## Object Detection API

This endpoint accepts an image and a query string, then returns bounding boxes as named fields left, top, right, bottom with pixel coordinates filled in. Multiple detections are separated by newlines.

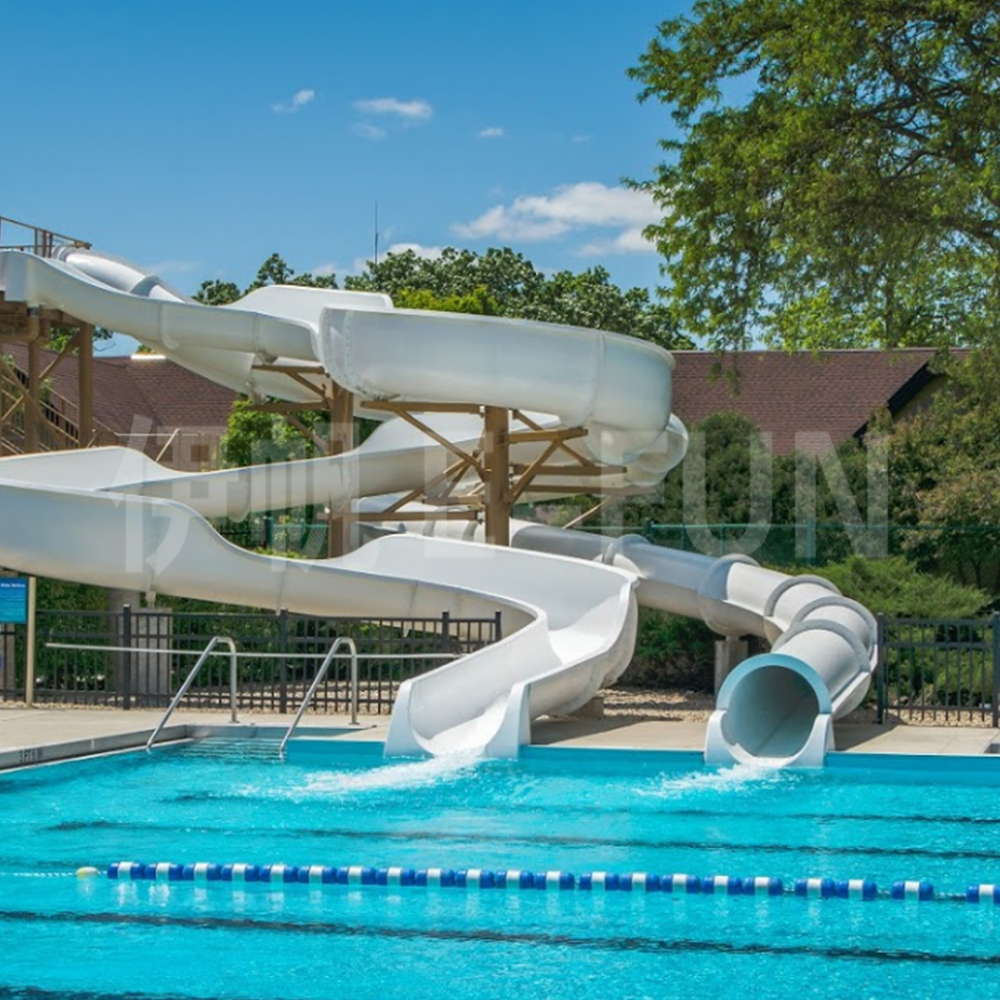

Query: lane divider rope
left=77, top=863, right=961, bottom=902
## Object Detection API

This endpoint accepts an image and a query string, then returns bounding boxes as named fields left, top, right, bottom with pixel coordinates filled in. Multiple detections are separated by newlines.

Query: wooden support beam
left=508, top=439, right=563, bottom=506
left=252, top=364, right=328, bottom=375
left=247, top=401, right=329, bottom=414
left=354, top=510, right=479, bottom=523
left=363, top=400, right=483, bottom=415
left=380, top=457, right=474, bottom=515
left=529, top=485, right=655, bottom=496
left=511, top=463, right=627, bottom=477
left=385, top=409, right=484, bottom=475
left=419, top=494, right=483, bottom=507
left=562, top=496, right=621, bottom=531
left=507, top=427, right=589, bottom=445
left=512, top=409, right=591, bottom=465
left=483, top=405, right=510, bottom=546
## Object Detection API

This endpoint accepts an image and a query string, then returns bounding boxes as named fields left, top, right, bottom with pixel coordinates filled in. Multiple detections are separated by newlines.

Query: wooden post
left=326, top=387, right=355, bottom=557
left=483, top=405, right=511, bottom=546
left=78, top=323, right=94, bottom=447
left=24, top=577, right=37, bottom=707
left=0, top=332, right=5, bottom=455
left=24, top=319, right=41, bottom=453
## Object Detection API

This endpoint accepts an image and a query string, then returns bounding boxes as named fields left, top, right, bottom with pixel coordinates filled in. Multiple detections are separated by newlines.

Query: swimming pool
left=2, top=740, right=1000, bottom=1000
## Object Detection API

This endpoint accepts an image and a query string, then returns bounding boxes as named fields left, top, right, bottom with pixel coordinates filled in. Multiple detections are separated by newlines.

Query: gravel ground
left=601, top=686, right=999, bottom=728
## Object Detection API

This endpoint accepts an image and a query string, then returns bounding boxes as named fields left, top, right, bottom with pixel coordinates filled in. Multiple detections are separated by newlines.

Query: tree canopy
left=194, top=253, right=336, bottom=307
left=630, top=1, right=1000, bottom=351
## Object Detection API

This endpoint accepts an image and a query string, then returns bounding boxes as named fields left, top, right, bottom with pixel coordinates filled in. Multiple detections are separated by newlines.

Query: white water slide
left=0, top=248, right=876, bottom=766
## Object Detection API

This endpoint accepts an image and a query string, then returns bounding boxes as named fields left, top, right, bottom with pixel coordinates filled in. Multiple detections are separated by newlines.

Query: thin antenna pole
left=374, top=202, right=379, bottom=267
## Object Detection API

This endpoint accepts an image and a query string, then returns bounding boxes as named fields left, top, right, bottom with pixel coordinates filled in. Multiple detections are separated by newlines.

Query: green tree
left=631, top=1, right=1000, bottom=351
left=392, top=286, right=500, bottom=315
left=194, top=253, right=337, bottom=306
left=194, top=279, right=241, bottom=306
left=220, top=398, right=323, bottom=469
left=885, top=349, right=1000, bottom=592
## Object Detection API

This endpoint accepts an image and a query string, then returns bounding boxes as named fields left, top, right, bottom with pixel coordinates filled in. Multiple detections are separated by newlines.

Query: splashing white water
left=637, top=761, right=792, bottom=801
left=304, top=749, right=483, bottom=796
left=240, top=748, right=483, bottom=802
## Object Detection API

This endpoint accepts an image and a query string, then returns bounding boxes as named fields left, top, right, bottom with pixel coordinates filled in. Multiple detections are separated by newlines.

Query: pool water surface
left=1, top=740, right=999, bottom=1000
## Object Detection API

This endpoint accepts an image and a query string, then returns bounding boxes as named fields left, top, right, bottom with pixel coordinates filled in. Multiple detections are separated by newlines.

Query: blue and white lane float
left=81, top=863, right=958, bottom=902
left=966, top=884, right=1000, bottom=903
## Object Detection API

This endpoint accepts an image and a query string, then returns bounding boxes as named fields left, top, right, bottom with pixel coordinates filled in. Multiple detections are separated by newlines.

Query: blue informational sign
left=0, top=578, right=28, bottom=625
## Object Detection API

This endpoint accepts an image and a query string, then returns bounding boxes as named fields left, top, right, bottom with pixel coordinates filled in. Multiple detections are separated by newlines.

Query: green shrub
left=622, top=608, right=716, bottom=691
left=806, top=555, right=988, bottom=619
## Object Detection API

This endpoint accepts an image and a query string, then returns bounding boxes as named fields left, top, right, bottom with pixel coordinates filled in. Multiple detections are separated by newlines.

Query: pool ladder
left=145, top=636, right=239, bottom=751
left=279, top=637, right=359, bottom=754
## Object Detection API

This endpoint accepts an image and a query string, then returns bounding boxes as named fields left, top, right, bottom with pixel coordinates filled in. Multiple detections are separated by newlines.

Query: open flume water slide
left=0, top=247, right=877, bottom=766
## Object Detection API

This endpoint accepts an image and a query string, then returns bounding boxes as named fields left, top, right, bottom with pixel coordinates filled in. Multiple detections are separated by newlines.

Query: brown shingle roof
left=671, top=349, right=947, bottom=453
left=3, top=345, right=236, bottom=435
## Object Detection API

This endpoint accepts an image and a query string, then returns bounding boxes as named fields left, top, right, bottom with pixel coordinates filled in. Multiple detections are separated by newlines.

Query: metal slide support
left=145, top=636, right=238, bottom=751
left=279, top=637, right=358, bottom=754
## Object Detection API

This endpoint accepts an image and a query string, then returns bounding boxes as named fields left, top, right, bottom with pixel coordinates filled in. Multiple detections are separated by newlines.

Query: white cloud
left=353, top=122, right=387, bottom=141
left=385, top=242, right=444, bottom=259
left=312, top=261, right=339, bottom=278
left=352, top=97, right=433, bottom=123
left=453, top=182, right=661, bottom=252
left=272, top=88, right=316, bottom=114
left=350, top=242, right=444, bottom=274
left=579, top=226, right=655, bottom=256
left=571, top=134, right=591, bottom=144
left=478, top=126, right=505, bottom=139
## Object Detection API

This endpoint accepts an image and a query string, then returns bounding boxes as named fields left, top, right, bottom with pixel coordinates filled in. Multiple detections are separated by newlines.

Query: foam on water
left=239, top=748, right=484, bottom=802
left=637, top=761, right=794, bottom=800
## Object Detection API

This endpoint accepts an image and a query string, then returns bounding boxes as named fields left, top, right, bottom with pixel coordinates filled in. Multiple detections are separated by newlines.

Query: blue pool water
left=2, top=740, right=1000, bottom=1000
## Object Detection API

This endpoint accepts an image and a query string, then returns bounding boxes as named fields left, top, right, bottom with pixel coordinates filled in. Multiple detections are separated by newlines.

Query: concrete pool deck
left=0, top=705, right=997, bottom=769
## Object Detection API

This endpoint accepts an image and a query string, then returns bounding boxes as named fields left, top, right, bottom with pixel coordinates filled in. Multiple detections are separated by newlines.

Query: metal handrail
left=145, top=636, right=238, bottom=751
left=279, top=637, right=358, bottom=754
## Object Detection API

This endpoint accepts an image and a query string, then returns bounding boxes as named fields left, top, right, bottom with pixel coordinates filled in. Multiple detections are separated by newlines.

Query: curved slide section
left=0, top=473, right=638, bottom=758
left=372, top=518, right=876, bottom=767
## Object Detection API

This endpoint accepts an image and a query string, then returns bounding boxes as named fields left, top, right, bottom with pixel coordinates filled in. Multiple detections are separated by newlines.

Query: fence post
left=278, top=609, right=288, bottom=715
left=440, top=611, right=451, bottom=654
left=876, top=613, right=886, bottom=726
left=122, top=604, right=132, bottom=710
left=24, top=577, right=37, bottom=708
left=992, top=612, right=999, bottom=730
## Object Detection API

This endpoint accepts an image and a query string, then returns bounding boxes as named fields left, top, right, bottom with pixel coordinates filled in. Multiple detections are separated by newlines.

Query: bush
left=807, top=555, right=988, bottom=619
left=622, top=608, right=716, bottom=691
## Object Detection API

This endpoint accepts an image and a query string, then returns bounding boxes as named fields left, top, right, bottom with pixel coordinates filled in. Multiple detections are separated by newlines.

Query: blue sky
left=0, top=0, right=690, bottom=353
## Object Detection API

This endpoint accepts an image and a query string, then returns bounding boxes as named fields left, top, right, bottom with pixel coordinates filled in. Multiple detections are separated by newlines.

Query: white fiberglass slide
left=0, top=247, right=875, bottom=765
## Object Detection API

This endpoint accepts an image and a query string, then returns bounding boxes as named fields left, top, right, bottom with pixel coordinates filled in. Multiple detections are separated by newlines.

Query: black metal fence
left=0, top=607, right=501, bottom=715
left=876, top=614, right=1000, bottom=727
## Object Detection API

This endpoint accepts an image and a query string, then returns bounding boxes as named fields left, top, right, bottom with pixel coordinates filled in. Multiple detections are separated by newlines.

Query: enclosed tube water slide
left=0, top=247, right=876, bottom=765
